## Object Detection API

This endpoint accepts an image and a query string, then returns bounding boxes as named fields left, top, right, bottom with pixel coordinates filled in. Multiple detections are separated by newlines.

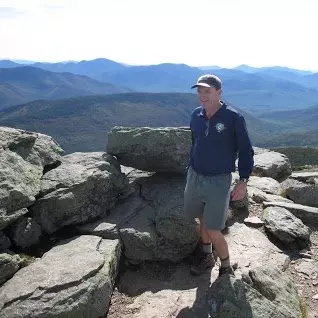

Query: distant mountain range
left=1, top=92, right=316, bottom=154
left=0, top=58, right=317, bottom=150
left=0, top=66, right=132, bottom=109
left=257, top=104, right=318, bottom=132
left=0, top=92, right=280, bottom=153
left=1, top=58, right=318, bottom=111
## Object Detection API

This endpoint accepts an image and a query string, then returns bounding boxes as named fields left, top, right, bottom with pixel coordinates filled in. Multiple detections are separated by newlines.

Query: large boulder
left=119, top=174, right=199, bottom=262
left=263, top=201, right=318, bottom=225
left=208, top=266, right=302, bottom=318
left=0, top=126, right=63, bottom=168
left=263, top=207, right=310, bottom=248
left=0, top=236, right=121, bottom=318
left=107, top=126, right=191, bottom=174
left=0, top=151, right=41, bottom=228
left=252, top=151, right=292, bottom=181
left=0, top=127, right=63, bottom=231
left=290, top=171, right=318, bottom=183
left=30, top=152, right=129, bottom=234
left=285, top=183, right=318, bottom=208
left=0, top=253, right=21, bottom=285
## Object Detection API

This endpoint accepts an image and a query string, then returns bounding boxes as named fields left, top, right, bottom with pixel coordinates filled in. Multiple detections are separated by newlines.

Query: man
left=184, top=74, right=254, bottom=277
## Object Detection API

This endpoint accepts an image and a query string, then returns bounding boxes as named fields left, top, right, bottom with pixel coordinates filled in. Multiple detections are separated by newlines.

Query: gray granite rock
left=0, top=127, right=63, bottom=231
left=0, top=253, right=21, bottom=285
left=0, top=236, right=121, bottom=318
left=247, top=176, right=282, bottom=195
left=107, top=126, right=191, bottom=174
left=30, top=152, right=129, bottom=234
left=119, top=174, right=199, bottom=263
left=285, top=183, right=318, bottom=208
left=263, top=207, right=310, bottom=248
left=208, top=266, right=302, bottom=318
left=263, top=201, right=318, bottom=225
left=253, top=151, right=292, bottom=181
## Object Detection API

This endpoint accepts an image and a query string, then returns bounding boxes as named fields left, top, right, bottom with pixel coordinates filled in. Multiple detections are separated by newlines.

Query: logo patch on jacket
left=215, top=122, right=225, bottom=133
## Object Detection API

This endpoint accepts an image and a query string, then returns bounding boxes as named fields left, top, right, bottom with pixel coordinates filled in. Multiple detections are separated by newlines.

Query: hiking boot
left=190, top=252, right=215, bottom=276
left=218, top=266, right=235, bottom=277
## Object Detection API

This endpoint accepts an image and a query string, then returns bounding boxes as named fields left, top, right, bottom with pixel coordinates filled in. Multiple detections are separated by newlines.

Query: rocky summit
left=0, top=126, right=317, bottom=318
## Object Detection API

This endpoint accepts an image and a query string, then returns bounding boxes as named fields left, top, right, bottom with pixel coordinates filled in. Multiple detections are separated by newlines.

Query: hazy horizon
left=1, top=58, right=317, bottom=72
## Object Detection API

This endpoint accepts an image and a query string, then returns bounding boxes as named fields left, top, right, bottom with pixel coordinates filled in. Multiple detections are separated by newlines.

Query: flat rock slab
left=219, top=223, right=287, bottom=275
left=291, top=171, right=318, bottom=182
left=0, top=235, right=121, bottom=318
left=263, top=201, right=318, bottom=225
left=77, top=196, right=145, bottom=240
left=248, top=186, right=293, bottom=204
left=111, top=262, right=211, bottom=318
left=294, top=259, right=318, bottom=279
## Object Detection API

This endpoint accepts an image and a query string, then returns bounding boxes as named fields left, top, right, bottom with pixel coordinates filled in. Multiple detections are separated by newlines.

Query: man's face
left=197, top=86, right=221, bottom=107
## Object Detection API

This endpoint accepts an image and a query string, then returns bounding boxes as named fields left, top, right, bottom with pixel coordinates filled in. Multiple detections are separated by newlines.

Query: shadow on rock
left=116, top=258, right=210, bottom=297
left=175, top=269, right=211, bottom=318
left=206, top=275, right=254, bottom=318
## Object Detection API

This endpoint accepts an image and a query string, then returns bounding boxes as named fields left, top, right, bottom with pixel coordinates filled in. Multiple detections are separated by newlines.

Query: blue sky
left=1, top=0, right=317, bottom=70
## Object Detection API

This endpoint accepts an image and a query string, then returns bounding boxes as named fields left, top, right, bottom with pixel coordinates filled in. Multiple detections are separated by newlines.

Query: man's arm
left=231, top=114, right=254, bottom=201
left=235, top=114, right=254, bottom=179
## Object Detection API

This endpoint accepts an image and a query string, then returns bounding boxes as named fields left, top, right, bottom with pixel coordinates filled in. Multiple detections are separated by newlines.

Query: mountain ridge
left=0, top=92, right=310, bottom=154
left=0, top=66, right=132, bottom=109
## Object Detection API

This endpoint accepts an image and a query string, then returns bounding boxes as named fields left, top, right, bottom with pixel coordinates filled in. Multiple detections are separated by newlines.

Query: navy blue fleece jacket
left=189, top=102, right=254, bottom=179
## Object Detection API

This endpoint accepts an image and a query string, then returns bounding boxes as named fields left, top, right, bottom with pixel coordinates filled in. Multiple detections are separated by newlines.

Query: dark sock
left=220, top=255, right=230, bottom=268
left=201, top=242, right=212, bottom=254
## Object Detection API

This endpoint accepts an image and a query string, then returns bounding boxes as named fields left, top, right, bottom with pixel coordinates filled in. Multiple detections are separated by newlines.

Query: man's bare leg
left=194, top=221, right=234, bottom=276
left=206, top=229, right=234, bottom=276
left=190, top=217, right=215, bottom=275
left=206, top=230, right=229, bottom=264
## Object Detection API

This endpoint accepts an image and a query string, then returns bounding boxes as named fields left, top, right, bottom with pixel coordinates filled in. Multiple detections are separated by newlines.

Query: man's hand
left=231, top=181, right=247, bottom=201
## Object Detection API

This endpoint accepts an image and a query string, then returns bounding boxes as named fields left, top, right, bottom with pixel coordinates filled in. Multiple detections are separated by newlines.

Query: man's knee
left=206, top=229, right=223, bottom=241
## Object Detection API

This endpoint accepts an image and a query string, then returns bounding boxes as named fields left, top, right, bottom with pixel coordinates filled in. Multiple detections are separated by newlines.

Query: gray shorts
left=184, top=167, right=232, bottom=230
